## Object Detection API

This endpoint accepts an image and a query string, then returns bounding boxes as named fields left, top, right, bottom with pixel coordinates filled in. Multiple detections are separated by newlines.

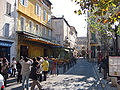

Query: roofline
left=51, top=17, right=70, bottom=27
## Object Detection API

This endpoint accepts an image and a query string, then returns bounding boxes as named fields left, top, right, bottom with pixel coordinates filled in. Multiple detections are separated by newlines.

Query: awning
left=16, top=31, right=61, bottom=46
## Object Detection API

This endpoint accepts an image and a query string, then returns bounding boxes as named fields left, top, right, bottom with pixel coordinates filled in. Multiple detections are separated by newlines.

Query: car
left=0, top=74, right=5, bottom=90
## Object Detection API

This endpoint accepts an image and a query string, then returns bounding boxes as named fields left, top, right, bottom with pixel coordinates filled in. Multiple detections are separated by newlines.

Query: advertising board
left=109, top=56, right=120, bottom=77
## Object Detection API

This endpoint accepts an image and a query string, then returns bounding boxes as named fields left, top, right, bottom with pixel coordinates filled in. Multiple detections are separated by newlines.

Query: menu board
left=109, top=56, right=120, bottom=77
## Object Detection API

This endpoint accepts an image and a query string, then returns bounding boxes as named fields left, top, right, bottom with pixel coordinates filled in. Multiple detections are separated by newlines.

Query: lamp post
left=111, top=21, right=119, bottom=56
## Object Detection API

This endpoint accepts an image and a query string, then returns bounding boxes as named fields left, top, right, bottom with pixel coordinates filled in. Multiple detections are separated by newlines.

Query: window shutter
left=25, top=0, right=28, bottom=7
left=41, top=25, right=42, bottom=37
left=6, top=2, right=8, bottom=15
left=41, top=7, right=43, bottom=20
left=9, top=3, right=11, bottom=16
left=38, top=6, right=40, bottom=16
left=24, top=18, right=26, bottom=31
left=36, top=4, right=37, bottom=15
left=4, top=23, right=9, bottom=37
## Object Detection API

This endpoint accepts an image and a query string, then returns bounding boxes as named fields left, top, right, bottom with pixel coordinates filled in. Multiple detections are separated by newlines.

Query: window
left=48, top=30, right=52, bottom=39
left=29, top=21, right=33, bottom=33
left=43, top=10, right=46, bottom=21
left=6, top=2, right=11, bottom=16
left=36, top=4, right=40, bottom=16
left=36, top=24, right=39, bottom=35
left=4, top=23, right=9, bottom=37
left=20, top=0, right=28, bottom=7
left=41, top=25, right=42, bottom=36
left=43, top=26, right=46, bottom=38
left=21, top=16, right=25, bottom=31
left=56, top=35, right=60, bottom=42
left=48, top=14, right=51, bottom=23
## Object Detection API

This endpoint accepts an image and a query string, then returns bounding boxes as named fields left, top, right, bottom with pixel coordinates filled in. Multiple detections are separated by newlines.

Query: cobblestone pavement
left=6, top=58, right=117, bottom=90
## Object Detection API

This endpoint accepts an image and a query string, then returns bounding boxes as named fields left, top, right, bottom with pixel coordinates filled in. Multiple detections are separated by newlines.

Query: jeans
left=22, top=74, right=29, bottom=90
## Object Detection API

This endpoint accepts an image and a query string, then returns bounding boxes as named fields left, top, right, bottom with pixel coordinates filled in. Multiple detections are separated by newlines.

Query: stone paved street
left=6, top=58, right=117, bottom=90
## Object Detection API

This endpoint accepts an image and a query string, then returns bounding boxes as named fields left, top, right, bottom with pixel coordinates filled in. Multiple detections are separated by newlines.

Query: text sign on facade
left=109, top=56, right=120, bottom=77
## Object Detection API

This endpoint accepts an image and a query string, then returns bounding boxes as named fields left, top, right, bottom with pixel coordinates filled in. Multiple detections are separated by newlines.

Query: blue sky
left=49, top=0, right=87, bottom=37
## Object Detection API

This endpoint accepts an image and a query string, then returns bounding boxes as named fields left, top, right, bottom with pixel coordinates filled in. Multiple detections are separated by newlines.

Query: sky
left=49, top=0, right=87, bottom=37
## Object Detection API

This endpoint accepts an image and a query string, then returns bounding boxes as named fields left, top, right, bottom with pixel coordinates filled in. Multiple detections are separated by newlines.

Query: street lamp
left=111, top=21, right=119, bottom=56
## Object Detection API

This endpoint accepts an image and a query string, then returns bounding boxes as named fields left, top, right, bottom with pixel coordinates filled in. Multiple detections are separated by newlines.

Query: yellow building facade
left=16, top=0, right=58, bottom=58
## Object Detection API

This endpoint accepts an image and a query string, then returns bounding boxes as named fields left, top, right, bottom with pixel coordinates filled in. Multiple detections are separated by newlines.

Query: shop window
left=4, top=23, right=9, bottom=37
left=6, top=2, right=11, bottom=16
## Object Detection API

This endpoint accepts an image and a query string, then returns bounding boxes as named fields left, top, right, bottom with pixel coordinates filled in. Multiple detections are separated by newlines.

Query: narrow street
left=6, top=58, right=117, bottom=90
left=40, top=59, right=102, bottom=90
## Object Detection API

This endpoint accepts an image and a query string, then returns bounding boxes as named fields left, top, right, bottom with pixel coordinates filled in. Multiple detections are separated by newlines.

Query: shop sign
left=0, top=41, right=13, bottom=47
left=109, top=56, right=120, bottom=77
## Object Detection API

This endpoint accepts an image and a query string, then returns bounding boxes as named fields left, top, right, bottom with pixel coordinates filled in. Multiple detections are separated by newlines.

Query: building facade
left=16, top=0, right=59, bottom=59
left=51, top=16, right=77, bottom=58
left=0, top=0, right=17, bottom=63
left=76, top=37, right=87, bottom=57
left=0, top=0, right=60, bottom=61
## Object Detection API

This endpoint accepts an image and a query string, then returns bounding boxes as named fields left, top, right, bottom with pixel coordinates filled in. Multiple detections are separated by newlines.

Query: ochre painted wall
left=17, top=40, right=52, bottom=59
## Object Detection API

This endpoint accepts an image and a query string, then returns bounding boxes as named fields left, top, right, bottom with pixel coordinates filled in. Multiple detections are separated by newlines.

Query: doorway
left=20, top=45, right=28, bottom=57
left=44, top=48, right=47, bottom=57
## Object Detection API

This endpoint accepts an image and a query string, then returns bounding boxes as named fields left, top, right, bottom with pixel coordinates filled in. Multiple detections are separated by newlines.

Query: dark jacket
left=29, top=66, right=38, bottom=80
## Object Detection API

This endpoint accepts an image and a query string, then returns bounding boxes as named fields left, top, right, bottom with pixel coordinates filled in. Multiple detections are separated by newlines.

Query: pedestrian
left=1, top=57, right=9, bottom=87
left=16, top=57, right=22, bottom=83
left=37, top=57, right=43, bottom=82
left=30, top=62, right=43, bottom=90
left=42, top=57, right=49, bottom=81
left=10, top=57, right=17, bottom=77
left=20, top=57, right=33, bottom=90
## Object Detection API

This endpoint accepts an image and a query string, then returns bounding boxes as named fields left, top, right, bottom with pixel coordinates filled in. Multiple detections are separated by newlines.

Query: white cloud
left=50, top=0, right=87, bottom=37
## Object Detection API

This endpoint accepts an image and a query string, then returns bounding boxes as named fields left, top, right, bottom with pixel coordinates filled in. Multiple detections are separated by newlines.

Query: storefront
left=17, top=31, right=60, bottom=59
left=0, top=40, right=13, bottom=62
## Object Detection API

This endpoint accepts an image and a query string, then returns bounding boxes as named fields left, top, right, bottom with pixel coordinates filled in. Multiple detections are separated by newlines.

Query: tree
left=73, top=0, right=120, bottom=24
